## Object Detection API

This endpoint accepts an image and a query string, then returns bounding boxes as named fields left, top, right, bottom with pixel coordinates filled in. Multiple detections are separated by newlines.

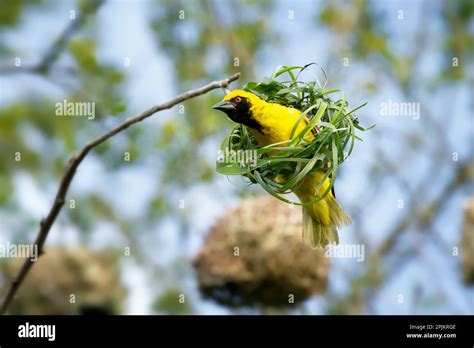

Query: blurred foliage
left=319, top=0, right=474, bottom=87
left=461, top=197, right=474, bottom=284
left=150, top=0, right=274, bottom=193
left=153, top=288, right=193, bottom=314
left=441, top=0, right=474, bottom=80
left=0, top=0, right=43, bottom=28
left=68, top=38, right=126, bottom=115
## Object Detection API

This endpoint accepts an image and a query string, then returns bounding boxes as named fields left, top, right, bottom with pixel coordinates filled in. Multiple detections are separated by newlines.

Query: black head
left=212, top=93, right=262, bottom=131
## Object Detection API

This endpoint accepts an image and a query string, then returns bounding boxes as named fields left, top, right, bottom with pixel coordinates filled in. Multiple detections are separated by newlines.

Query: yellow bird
left=213, top=90, right=351, bottom=248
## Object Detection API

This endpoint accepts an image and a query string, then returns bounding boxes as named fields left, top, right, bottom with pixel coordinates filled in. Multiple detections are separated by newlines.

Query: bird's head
left=212, top=90, right=264, bottom=130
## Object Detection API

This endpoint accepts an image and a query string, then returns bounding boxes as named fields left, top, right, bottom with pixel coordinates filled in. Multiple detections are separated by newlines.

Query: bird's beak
left=212, top=100, right=236, bottom=112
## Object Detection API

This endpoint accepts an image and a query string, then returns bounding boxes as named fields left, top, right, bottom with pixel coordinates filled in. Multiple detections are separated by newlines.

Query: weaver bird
left=213, top=90, right=351, bottom=248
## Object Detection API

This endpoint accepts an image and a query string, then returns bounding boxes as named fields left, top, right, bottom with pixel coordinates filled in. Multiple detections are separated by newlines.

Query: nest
left=461, top=197, right=474, bottom=284
left=193, top=195, right=329, bottom=307
left=217, top=64, right=372, bottom=206
left=1, top=246, right=125, bottom=314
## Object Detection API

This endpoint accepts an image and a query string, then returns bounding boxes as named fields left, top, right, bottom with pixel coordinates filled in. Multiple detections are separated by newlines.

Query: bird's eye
left=235, top=97, right=241, bottom=103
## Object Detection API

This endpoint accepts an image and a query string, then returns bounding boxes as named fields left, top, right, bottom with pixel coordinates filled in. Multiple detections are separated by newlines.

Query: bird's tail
left=301, top=197, right=351, bottom=248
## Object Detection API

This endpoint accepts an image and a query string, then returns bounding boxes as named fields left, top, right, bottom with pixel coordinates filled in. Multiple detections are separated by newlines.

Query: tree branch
left=0, top=72, right=240, bottom=315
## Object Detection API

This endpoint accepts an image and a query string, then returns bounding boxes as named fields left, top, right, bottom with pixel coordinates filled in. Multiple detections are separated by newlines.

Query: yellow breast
left=250, top=103, right=310, bottom=146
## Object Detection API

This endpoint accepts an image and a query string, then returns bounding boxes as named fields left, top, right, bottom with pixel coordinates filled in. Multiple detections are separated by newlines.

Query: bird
left=213, top=89, right=351, bottom=248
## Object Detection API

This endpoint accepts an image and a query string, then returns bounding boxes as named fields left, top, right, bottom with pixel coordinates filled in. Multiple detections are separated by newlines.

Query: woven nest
left=193, top=195, right=329, bottom=307
left=1, top=246, right=125, bottom=314
left=461, top=197, right=474, bottom=284
left=217, top=64, right=371, bottom=206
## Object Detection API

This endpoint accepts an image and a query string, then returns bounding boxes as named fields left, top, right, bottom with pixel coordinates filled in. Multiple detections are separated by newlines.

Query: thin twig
left=0, top=72, right=240, bottom=314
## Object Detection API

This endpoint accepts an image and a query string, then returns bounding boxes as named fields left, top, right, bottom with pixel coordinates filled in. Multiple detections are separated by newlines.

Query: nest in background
left=1, top=246, right=125, bottom=314
left=217, top=64, right=372, bottom=205
left=461, top=197, right=474, bottom=284
left=193, top=195, right=329, bottom=308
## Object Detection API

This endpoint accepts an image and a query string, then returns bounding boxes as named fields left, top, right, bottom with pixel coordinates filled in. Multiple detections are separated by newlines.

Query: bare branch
left=0, top=72, right=241, bottom=315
